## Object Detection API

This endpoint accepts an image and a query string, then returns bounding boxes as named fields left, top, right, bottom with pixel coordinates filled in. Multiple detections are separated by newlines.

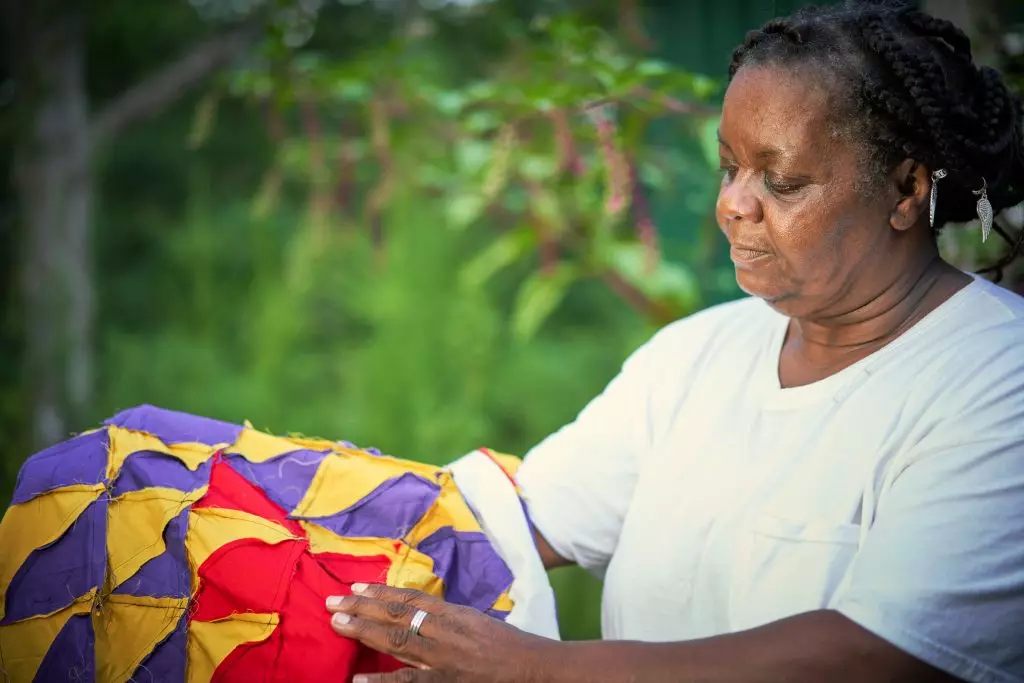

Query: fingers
left=332, top=595, right=438, bottom=636
left=330, top=610, right=434, bottom=667
left=348, top=583, right=446, bottom=613
left=327, top=583, right=450, bottom=638
left=351, top=668, right=445, bottom=683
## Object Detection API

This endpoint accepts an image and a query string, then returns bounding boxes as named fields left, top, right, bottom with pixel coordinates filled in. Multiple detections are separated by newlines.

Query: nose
left=716, top=172, right=763, bottom=227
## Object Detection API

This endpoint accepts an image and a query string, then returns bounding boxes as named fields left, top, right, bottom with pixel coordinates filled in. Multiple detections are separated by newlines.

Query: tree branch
left=89, top=24, right=258, bottom=147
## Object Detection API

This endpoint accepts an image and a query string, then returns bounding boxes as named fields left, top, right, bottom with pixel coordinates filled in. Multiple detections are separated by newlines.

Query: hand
left=327, top=583, right=557, bottom=683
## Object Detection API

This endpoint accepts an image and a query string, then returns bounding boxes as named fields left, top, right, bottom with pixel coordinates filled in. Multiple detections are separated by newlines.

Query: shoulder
left=903, top=279, right=1024, bottom=424
left=637, top=295, right=778, bottom=361
left=617, top=296, right=779, bottom=388
left=924, top=278, right=1024, bottom=375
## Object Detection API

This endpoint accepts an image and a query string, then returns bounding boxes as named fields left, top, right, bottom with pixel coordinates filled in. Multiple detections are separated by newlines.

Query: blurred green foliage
left=75, top=0, right=730, bottom=641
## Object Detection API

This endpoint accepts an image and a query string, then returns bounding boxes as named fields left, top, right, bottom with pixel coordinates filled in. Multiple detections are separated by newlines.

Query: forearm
left=538, top=610, right=956, bottom=683
left=532, top=526, right=572, bottom=570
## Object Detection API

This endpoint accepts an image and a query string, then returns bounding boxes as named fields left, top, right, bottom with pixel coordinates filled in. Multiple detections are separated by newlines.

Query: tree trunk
left=12, top=13, right=90, bottom=449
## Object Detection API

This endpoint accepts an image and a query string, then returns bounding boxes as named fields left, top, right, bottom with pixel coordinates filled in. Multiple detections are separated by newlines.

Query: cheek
left=766, top=195, right=845, bottom=268
left=714, top=180, right=730, bottom=230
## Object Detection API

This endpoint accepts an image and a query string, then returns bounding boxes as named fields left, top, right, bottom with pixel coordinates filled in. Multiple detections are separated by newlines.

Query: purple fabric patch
left=225, top=449, right=328, bottom=512
left=416, top=528, right=514, bottom=614
left=128, top=611, right=187, bottom=682
left=113, top=507, right=191, bottom=599
left=32, top=612, right=95, bottom=683
left=295, top=472, right=440, bottom=539
left=105, top=404, right=242, bottom=446
left=2, top=499, right=106, bottom=624
left=12, top=429, right=109, bottom=505
left=112, top=451, right=211, bottom=497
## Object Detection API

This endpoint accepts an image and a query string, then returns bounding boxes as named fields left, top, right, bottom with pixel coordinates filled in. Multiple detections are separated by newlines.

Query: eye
left=764, top=174, right=804, bottom=195
left=719, top=160, right=738, bottom=182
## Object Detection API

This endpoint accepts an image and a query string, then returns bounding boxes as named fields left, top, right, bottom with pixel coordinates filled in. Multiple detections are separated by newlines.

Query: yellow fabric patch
left=186, top=612, right=279, bottom=683
left=301, top=522, right=443, bottom=596
left=301, top=522, right=401, bottom=558
left=490, top=591, right=515, bottom=613
left=0, top=591, right=95, bottom=683
left=404, top=478, right=482, bottom=548
left=0, top=484, right=104, bottom=622
left=185, top=507, right=299, bottom=586
left=106, top=426, right=217, bottom=479
left=283, top=435, right=341, bottom=451
left=292, top=453, right=439, bottom=519
left=224, top=427, right=312, bottom=464
left=93, top=594, right=189, bottom=683
left=107, top=486, right=207, bottom=590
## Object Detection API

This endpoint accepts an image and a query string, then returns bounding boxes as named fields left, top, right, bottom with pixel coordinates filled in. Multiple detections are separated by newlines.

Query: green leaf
left=698, top=116, right=721, bottom=170
left=692, top=75, right=720, bottom=100
left=636, top=59, right=672, bottom=77
left=464, top=110, right=502, bottom=134
left=638, top=161, right=668, bottom=190
left=455, top=139, right=492, bottom=175
left=527, top=186, right=566, bottom=233
left=519, top=155, right=557, bottom=182
left=187, top=93, right=219, bottom=150
left=465, top=81, right=498, bottom=102
left=512, top=266, right=578, bottom=342
left=446, top=193, right=485, bottom=230
left=331, top=79, right=370, bottom=102
left=434, top=90, right=467, bottom=115
left=607, top=243, right=701, bottom=313
left=459, top=227, right=535, bottom=290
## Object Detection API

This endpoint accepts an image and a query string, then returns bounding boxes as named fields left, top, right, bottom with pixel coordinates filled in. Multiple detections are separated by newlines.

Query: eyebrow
left=716, top=129, right=787, bottom=161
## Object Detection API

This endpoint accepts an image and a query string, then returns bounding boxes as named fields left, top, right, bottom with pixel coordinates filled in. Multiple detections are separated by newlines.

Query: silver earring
left=973, top=178, right=993, bottom=243
left=929, top=168, right=947, bottom=228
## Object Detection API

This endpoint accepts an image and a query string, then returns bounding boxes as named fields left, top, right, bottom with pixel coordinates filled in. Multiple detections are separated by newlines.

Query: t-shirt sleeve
left=515, top=327, right=674, bottom=578
left=830, top=348, right=1024, bottom=683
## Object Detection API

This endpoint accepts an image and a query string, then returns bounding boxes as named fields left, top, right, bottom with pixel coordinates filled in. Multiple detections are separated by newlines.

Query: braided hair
left=729, top=0, right=1024, bottom=278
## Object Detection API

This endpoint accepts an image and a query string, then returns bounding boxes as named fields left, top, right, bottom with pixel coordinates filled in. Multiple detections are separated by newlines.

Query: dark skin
left=326, top=65, right=967, bottom=682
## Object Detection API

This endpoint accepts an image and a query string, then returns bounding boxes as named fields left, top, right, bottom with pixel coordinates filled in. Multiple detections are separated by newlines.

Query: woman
left=327, top=2, right=1024, bottom=681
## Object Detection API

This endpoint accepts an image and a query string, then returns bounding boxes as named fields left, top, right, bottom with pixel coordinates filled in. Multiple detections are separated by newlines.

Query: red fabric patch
left=193, top=454, right=305, bottom=536
left=191, top=538, right=305, bottom=622
left=192, top=457, right=408, bottom=682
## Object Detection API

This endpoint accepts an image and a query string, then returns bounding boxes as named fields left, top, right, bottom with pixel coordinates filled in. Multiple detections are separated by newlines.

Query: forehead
left=719, top=64, right=839, bottom=158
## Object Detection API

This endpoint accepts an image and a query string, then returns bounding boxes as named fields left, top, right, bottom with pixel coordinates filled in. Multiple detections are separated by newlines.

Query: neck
left=790, top=252, right=966, bottom=356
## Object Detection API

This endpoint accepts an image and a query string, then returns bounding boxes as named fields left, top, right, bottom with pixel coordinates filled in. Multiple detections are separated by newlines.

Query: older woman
left=327, top=2, right=1024, bottom=682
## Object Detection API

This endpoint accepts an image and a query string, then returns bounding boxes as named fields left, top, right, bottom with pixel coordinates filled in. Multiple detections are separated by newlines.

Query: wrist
left=519, top=633, right=567, bottom=683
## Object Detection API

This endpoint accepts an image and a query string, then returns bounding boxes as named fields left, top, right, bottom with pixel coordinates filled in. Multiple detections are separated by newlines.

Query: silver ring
left=408, top=609, right=428, bottom=637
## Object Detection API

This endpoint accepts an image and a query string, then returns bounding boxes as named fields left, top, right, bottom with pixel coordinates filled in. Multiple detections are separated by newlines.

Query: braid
left=729, top=0, right=1024, bottom=269
left=901, top=10, right=972, bottom=59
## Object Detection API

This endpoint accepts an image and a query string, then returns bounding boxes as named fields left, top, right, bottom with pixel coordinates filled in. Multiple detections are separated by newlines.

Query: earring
left=929, top=168, right=947, bottom=228
left=973, top=178, right=993, bottom=243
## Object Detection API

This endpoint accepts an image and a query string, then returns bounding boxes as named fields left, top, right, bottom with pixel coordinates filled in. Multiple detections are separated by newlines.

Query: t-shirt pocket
left=729, top=513, right=861, bottom=632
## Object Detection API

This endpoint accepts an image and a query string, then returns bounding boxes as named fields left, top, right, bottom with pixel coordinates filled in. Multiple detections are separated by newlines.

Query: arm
left=512, top=326, right=672, bottom=577
left=329, top=592, right=960, bottom=683
left=333, top=335, right=1024, bottom=683
left=554, top=610, right=960, bottom=683
left=533, top=526, right=572, bottom=571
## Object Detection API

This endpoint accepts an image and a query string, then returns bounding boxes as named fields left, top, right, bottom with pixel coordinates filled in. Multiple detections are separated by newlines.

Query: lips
left=729, top=244, right=772, bottom=262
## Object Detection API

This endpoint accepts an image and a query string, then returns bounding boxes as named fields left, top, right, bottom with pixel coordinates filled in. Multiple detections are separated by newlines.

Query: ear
left=889, top=159, right=931, bottom=231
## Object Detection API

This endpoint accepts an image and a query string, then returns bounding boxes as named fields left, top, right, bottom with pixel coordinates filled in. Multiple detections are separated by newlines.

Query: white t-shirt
left=517, top=275, right=1024, bottom=683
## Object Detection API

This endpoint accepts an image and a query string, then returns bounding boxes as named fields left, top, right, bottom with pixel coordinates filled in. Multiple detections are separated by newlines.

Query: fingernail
left=351, top=582, right=368, bottom=594
left=332, top=613, right=351, bottom=627
left=326, top=595, right=344, bottom=609
left=353, top=676, right=368, bottom=683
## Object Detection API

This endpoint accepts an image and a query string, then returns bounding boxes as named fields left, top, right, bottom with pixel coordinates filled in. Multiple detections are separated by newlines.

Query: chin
left=735, top=270, right=797, bottom=311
